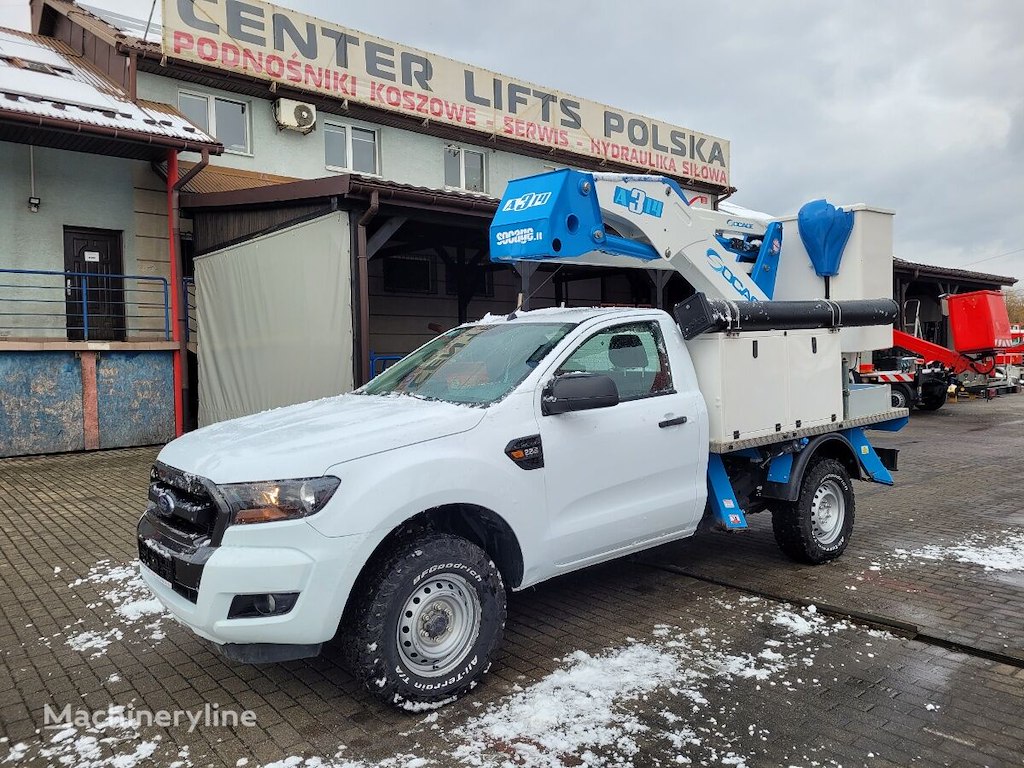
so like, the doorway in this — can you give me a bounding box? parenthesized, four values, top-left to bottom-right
(63, 226, 125, 341)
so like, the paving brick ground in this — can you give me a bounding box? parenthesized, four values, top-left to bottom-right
(1, 394, 1022, 767)
(643, 393, 1024, 659)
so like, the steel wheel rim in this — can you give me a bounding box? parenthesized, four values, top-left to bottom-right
(397, 573, 481, 678)
(811, 478, 846, 546)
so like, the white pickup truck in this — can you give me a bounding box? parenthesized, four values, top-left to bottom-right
(139, 302, 904, 709)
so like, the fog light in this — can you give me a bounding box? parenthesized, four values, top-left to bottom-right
(228, 592, 299, 619)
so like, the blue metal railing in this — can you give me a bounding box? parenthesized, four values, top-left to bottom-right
(0, 267, 170, 341)
(370, 352, 404, 377)
(183, 277, 196, 343)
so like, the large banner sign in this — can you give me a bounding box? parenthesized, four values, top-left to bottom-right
(162, 0, 730, 187)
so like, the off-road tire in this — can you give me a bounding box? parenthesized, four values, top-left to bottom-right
(344, 533, 505, 710)
(772, 458, 855, 564)
(890, 384, 912, 410)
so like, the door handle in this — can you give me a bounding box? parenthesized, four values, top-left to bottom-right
(658, 416, 688, 428)
(66, 278, 73, 298)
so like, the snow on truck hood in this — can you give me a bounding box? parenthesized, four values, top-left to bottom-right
(157, 394, 486, 485)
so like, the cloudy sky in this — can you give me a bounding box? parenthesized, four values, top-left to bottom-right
(3, 0, 1022, 284)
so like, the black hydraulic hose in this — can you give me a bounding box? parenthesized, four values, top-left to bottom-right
(674, 293, 899, 340)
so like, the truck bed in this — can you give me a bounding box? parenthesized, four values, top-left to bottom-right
(710, 407, 909, 453)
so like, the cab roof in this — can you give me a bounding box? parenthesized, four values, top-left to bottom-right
(474, 306, 661, 325)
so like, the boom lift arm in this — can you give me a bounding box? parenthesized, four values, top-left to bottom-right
(891, 329, 1024, 375)
(490, 169, 784, 303)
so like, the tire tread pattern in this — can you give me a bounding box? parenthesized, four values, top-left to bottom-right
(341, 533, 505, 710)
(772, 458, 855, 564)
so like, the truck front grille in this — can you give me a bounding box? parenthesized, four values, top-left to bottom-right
(148, 462, 221, 541)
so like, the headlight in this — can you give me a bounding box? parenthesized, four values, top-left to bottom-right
(216, 477, 341, 525)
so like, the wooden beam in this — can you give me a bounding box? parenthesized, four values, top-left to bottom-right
(365, 216, 408, 259)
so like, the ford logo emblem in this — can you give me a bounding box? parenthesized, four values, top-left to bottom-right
(154, 489, 176, 517)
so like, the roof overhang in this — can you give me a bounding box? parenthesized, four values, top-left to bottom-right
(181, 173, 500, 220)
(0, 110, 221, 159)
(894, 258, 1017, 288)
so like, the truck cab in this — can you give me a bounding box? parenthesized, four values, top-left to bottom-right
(139, 307, 715, 707)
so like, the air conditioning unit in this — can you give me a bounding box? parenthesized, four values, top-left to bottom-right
(274, 98, 316, 134)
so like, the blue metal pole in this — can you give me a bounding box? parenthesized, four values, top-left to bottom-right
(81, 275, 89, 340)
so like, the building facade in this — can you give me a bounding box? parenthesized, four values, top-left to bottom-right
(2, 0, 1015, 453)
(0, 19, 222, 455)
(17, 0, 734, 430)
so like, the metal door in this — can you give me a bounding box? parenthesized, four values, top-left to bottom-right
(63, 227, 125, 341)
(537, 318, 706, 569)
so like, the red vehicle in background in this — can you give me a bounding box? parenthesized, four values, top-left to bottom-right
(859, 291, 1024, 412)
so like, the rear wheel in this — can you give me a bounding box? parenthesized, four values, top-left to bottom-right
(344, 533, 506, 710)
(917, 383, 947, 411)
(772, 458, 855, 564)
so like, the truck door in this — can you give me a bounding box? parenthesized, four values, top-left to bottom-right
(538, 318, 705, 568)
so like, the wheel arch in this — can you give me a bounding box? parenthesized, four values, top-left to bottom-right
(761, 433, 861, 503)
(340, 503, 524, 626)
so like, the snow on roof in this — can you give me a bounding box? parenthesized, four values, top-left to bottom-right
(718, 200, 774, 222)
(80, 3, 161, 44)
(0, 27, 217, 146)
(475, 306, 651, 325)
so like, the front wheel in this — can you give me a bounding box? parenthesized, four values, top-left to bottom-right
(345, 533, 506, 710)
(772, 458, 855, 564)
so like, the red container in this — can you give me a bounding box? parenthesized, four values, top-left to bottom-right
(946, 290, 1012, 353)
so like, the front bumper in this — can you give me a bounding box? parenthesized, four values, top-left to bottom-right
(138, 514, 369, 648)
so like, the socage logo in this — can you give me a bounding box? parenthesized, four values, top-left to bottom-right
(706, 249, 759, 301)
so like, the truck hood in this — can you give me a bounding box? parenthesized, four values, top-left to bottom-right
(157, 394, 487, 484)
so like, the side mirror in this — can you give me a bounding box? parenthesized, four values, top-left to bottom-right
(542, 373, 620, 416)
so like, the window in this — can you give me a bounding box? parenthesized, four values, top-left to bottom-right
(556, 322, 673, 401)
(1, 57, 71, 76)
(177, 91, 250, 153)
(382, 255, 434, 294)
(359, 322, 575, 405)
(325, 123, 379, 174)
(444, 145, 486, 192)
(177, 92, 209, 133)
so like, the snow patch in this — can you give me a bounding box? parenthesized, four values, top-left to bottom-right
(8, 706, 171, 768)
(895, 532, 1024, 572)
(452, 643, 679, 767)
(62, 559, 172, 657)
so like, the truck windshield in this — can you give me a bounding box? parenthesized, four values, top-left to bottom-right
(358, 322, 576, 405)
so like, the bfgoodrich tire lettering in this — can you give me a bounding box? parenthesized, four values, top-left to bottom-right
(772, 458, 855, 564)
(346, 533, 506, 710)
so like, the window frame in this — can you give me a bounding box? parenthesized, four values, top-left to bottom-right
(324, 121, 380, 176)
(443, 144, 487, 193)
(552, 320, 675, 403)
(177, 89, 252, 155)
(381, 254, 436, 295)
